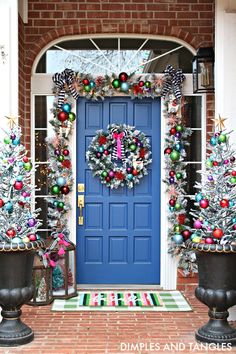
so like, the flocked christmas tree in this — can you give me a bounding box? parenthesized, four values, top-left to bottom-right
(0, 118, 41, 244)
(191, 116, 236, 245)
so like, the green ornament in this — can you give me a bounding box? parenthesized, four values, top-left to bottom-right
(230, 177, 236, 184)
(4, 137, 11, 144)
(174, 224, 182, 233)
(206, 160, 213, 167)
(58, 155, 64, 162)
(102, 171, 108, 178)
(218, 134, 227, 143)
(175, 202, 182, 211)
(170, 150, 180, 161)
(51, 185, 60, 195)
(84, 85, 91, 92)
(112, 79, 120, 89)
(176, 172, 183, 180)
(130, 144, 137, 152)
(24, 162, 32, 171)
(57, 202, 64, 209)
(68, 112, 76, 122)
(176, 124, 184, 132)
(145, 81, 151, 88)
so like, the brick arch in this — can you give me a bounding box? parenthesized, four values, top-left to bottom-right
(26, 24, 205, 70)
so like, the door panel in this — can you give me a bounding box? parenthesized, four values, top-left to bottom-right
(76, 97, 160, 284)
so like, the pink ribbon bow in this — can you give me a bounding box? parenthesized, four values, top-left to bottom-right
(113, 132, 124, 159)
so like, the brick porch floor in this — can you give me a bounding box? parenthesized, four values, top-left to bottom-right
(1, 285, 236, 354)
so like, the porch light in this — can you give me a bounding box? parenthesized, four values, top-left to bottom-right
(192, 47, 214, 93)
(51, 242, 78, 300)
(28, 254, 53, 306)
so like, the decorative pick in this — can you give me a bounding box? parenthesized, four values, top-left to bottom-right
(211, 114, 227, 132)
(5, 115, 19, 129)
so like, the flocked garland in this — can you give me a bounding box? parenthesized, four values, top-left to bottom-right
(48, 65, 194, 272)
(86, 124, 152, 189)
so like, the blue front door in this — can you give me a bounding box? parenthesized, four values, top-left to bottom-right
(76, 97, 160, 284)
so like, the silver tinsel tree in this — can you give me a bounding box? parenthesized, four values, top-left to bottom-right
(0, 123, 41, 244)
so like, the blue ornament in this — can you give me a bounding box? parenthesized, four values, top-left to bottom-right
(11, 237, 22, 244)
(210, 137, 217, 146)
(230, 201, 235, 207)
(127, 173, 133, 180)
(174, 143, 182, 152)
(195, 193, 203, 202)
(12, 138, 20, 146)
(89, 81, 96, 88)
(56, 177, 66, 187)
(62, 103, 71, 113)
(16, 175, 23, 182)
(172, 234, 183, 244)
(120, 82, 130, 92)
(98, 146, 104, 153)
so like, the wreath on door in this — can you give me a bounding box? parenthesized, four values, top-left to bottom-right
(86, 124, 152, 189)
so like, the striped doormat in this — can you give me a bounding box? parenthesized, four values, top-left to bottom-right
(51, 291, 192, 312)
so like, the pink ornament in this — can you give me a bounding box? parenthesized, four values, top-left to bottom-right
(233, 224, 236, 230)
(224, 159, 229, 164)
(205, 237, 214, 244)
(8, 158, 14, 164)
(28, 234, 36, 241)
(108, 171, 115, 178)
(194, 220, 202, 229)
(14, 181, 23, 190)
(58, 247, 65, 256)
(200, 199, 209, 209)
(22, 191, 28, 198)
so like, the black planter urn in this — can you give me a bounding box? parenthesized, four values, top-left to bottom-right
(187, 241, 236, 345)
(0, 240, 44, 346)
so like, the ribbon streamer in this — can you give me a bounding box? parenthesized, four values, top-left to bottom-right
(112, 132, 124, 159)
(161, 65, 185, 101)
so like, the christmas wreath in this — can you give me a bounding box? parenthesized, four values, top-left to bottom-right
(86, 124, 152, 189)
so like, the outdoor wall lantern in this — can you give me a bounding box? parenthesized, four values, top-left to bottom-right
(28, 254, 53, 306)
(192, 47, 214, 93)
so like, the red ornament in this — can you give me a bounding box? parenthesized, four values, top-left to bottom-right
(182, 230, 191, 240)
(213, 161, 218, 166)
(0, 199, 4, 208)
(23, 156, 29, 163)
(138, 81, 145, 87)
(139, 148, 146, 159)
(18, 201, 25, 207)
(28, 234, 37, 241)
(220, 199, 229, 208)
(200, 199, 209, 208)
(169, 171, 175, 177)
(14, 181, 23, 191)
(58, 111, 68, 122)
(98, 136, 107, 145)
(170, 127, 177, 135)
(115, 171, 124, 180)
(232, 171, 236, 177)
(233, 224, 236, 230)
(60, 186, 70, 195)
(82, 78, 90, 86)
(119, 72, 128, 82)
(61, 159, 71, 169)
(213, 228, 224, 239)
(205, 237, 214, 244)
(178, 214, 186, 225)
(164, 148, 172, 155)
(6, 229, 16, 238)
(104, 150, 109, 156)
(63, 149, 70, 156)
(106, 177, 111, 182)
(132, 169, 138, 176)
(169, 199, 176, 207)
(133, 85, 142, 95)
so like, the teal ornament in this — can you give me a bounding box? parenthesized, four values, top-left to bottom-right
(172, 234, 183, 244)
(5, 202, 13, 212)
(18, 162, 23, 167)
(120, 82, 130, 92)
(53, 201, 58, 207)
(62, 103, 71, 113)
(232, 218, 236, 223)
(204, 221, 209, 226)
(36, 234, 41, 240)
(127, 174, 133, 180)
(16, 175, 23, 182)
(195, 193, 203, 202)
(174, 143, 182, 152)
(12, 237, 22, 244)
(56, 177, 66, 187)
(169, 206, 174, 212)
(98, 146, 104, 153)
(12, 138, 20, 146)
(89, 81, 96, 88)
(210, 137, 217, 146)
(230, 201, 235, 207)
(191, 234, 197, 240)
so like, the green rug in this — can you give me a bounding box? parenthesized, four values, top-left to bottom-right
(51, 290, 192, 312)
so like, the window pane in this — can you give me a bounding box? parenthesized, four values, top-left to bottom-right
(185, 163, 202, 195)
(35, 130, 47, 162)
(35, 164, 49, 196)
(35, 198, 49, 229)
(185, 130, 201, 162)
(35, 96, 54, 129)
(182, 96, 202, 128)
(37, 230, 51, 240)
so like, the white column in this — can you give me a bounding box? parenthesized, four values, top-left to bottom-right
(0, 0, 18, 123)
(215, 0, 236, 321)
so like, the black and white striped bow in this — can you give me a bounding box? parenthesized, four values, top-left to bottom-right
(161, 65, 185, 101)
(52, 69, 79, 108)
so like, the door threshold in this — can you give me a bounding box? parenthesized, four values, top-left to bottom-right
(77, 284, 162, 290)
